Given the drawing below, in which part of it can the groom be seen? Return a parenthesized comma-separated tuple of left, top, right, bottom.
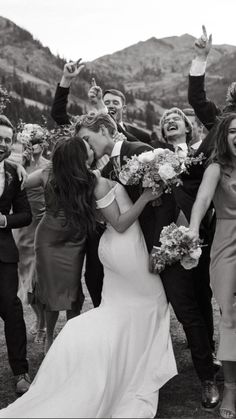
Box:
(76, 112, 173, 254)
(0, 115, 32, 395)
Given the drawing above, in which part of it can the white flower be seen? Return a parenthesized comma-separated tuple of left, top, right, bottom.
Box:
(181, 255, 199, 270)
(119, 172, 130, 185)
(158, 163, 176, 180)
(137, 151, 155, 163)
(189, 247, 202, 260)
(129, 160, 140, 173)
(153, 148, 166, 157)
(17, 132, 31, 144)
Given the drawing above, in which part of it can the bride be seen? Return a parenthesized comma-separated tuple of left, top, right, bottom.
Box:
(0, 136, 177, 418)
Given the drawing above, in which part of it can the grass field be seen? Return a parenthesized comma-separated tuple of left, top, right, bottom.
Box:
(0, 281, 223, 418)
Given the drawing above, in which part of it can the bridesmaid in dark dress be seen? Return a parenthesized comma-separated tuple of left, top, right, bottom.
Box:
(25, 137, 97, 353)
(189, 113, 236, 419)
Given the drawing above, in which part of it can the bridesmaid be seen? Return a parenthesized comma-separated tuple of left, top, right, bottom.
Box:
(189, 113, 236, 419)
(25, 136, 96, 353)
(13, 125, 49, 343)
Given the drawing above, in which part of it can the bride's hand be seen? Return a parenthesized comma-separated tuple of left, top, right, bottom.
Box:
(141, 187, 163, 203)
(186, 228, 199, 242)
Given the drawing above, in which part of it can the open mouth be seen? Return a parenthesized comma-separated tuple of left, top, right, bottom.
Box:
(108, 109, 116, 116)
(167, 123, 178, 132)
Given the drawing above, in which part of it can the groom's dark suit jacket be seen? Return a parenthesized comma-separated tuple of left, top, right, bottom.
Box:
(0, 162, 32, 263)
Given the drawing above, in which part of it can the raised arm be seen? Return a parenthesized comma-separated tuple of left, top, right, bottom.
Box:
(51, 59, 85, 125)
(189, 162, 220, 238)
(188, 25, 221, 130)
(95, 178, 160, 233)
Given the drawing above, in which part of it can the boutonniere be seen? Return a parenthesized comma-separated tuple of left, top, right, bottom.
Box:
(5, 170, 13, 187)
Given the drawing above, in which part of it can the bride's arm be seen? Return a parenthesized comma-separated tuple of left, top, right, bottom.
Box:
(95, 178, 159, 233)
(189, 162, 220, 238)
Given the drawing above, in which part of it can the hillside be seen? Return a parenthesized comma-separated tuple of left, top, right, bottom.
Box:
(0, 15, 235, 129)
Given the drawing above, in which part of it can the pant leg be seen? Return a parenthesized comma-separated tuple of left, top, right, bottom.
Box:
(161, 262, 214, 381)
(194, 245, 215, 351)
(0, 262, 28, 375)
(84, 224, 104, 308)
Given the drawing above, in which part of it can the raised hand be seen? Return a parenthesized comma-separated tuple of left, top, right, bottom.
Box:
(88, 78, 107, 113)
(194, 25, 212, 59)
(63, 58, 85, 79)
(60, 59, 85, 88)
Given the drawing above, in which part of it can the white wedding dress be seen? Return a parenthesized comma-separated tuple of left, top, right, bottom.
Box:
(0, 183, 177, 418)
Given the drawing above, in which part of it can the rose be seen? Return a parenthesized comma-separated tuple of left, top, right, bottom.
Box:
(180, 255, 199, 270)
(137, 151, 155, 163)
(17, 132, 32, 144)
(158, 163, 176, 180)
(153, 148, 166, 157)
(189, 247, 202, 260)
(129, 160, 140, 174)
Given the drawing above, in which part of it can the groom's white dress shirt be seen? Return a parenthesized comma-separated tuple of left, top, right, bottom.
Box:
(110, 140, 124, 171)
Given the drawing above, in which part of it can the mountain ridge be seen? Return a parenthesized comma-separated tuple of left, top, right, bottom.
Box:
(0, 15, 235, 129)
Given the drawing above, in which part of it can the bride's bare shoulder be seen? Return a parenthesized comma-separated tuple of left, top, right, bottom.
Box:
(94, 177, 116, 200)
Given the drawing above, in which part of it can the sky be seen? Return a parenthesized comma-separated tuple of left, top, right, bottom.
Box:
(1, 0, 236, 62)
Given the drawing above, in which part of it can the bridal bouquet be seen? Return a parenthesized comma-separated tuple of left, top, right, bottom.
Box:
(119, 148, 204, 195)
(150, 223, 202, 274)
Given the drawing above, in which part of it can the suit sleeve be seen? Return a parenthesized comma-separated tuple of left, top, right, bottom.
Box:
(51, 84, 71, 125)
(188, 75, 221, 131)
(5, 185, 32, 229)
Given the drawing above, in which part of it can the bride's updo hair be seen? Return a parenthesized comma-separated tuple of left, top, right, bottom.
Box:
(47, 136, 97, 238)
(75, 112, 117, 137)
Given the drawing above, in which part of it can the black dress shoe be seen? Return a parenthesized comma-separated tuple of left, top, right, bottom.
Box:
(201, 380, 220, 409)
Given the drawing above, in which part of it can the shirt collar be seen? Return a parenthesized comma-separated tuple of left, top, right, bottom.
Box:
(177, 142, 188, 152)
(111, 140, 124, 158)
(190, 140, 202, 150)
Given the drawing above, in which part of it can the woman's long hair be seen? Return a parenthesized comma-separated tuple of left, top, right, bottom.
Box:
(47, 136, 97, 238)
(209, 113, 236, 169)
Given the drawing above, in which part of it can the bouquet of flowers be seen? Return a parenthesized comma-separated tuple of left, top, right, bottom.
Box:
(150, 223, 203, 274)
(119, 148, 204, 197)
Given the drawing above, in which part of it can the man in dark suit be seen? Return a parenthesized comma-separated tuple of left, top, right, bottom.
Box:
(188, 25, 236, 158)
(154, 106, 219, 409)
(51, 60, 151, 144)
(0, 115, 32, 395)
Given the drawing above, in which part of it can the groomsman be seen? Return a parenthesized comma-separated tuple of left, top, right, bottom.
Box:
(0, 115, 32, 394)
(153, 106, 220, 409)
(51, 59, 151, 144)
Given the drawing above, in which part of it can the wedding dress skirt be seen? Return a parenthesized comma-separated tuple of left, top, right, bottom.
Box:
(0, 183, 177, 418)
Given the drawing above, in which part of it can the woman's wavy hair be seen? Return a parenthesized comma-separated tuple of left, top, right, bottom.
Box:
(75, 112, 117, 136)
(210, 112, 236, 169)
(47, 136, 97, 238)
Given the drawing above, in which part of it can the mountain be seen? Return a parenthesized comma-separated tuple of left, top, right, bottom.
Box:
(0, 15, 235, 130)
